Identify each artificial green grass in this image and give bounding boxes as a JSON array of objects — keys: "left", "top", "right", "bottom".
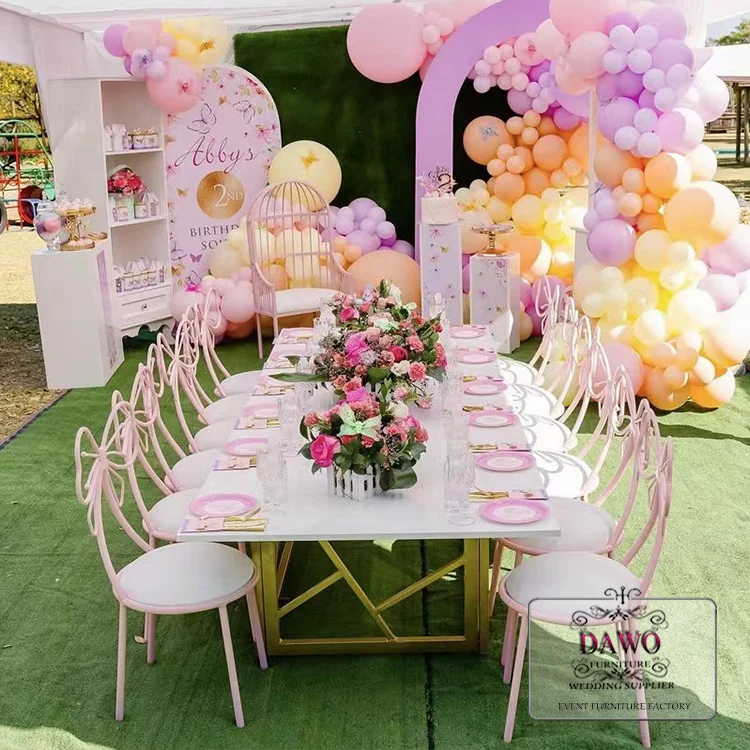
[{"left": 0, "top": 338, "right": 749, "bottom": 749}]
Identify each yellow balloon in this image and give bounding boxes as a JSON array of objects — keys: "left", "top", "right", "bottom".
[
  {"left": 684, "top": 144, "right": 718, "bottom": 182},
  {"left": 648, "top": 341, "right": 677, "bottom": 368},
  {"left": 519, "top": 310, "right": 533, "bottom": 341},
  {"left": 248, "top": 226, "right": 277, "bottom": 264},
  {"left": 663, "top": 364, "right": 688, "bottom": 390},
  {"left": 208, "top": 243, "right": 244, "bottom": 279},
  {"left": 634, "top": 230, "right": 671, "bottom": 272},
  {"left": 688, "top": 356, "right": 715, "bottom": 386},
  {"left": 286, "top": 254, "right": 321, "bottom": 286},
  {"left": 511, "top": 195, "right": 545, "bottom": 232},
  {"left": 581, "top": 292, "right": 607, "bottom": 319},
  {"left": 487, "top": 196, "right": 512, "bottom": 222},
  {"left": 633, "top": 309, "right": 667, "bottom": 347},
  {"left": 276, "top": 228, "right": 307, "bottom": 257},
  {"left": 459, "top": 210, "right": 493, "bottom": 253},
  {"left": 269, "top": 141, "right": 342, "bottom": 207},
  {"left": 625, "top": 277, "right": 659, "bottom": 316},
  {"left": 175, "top": 38, "right": 200, "bottom": 64},
  {"left": 689, "top": 369, "right": 736, "bottom": 408},
  {"left": 666, "top": 289, "right": 717, "bottom": 335},
  {"left": 664, "top": 181, "right": 741, "bottom": 250}
]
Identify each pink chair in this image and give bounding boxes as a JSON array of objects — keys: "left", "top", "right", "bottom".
[
  {"left": 495, "top": 421, "right": 673, "bottom": 744},
  {"left": 74, "top": 407, "right": 267, "bottom": 727},
  {"left": 246, "top": 180, "right": 354, "bottom": 358}
]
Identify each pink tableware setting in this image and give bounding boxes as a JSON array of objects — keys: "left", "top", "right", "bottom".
[
  {"left": 456, "top": 349, "right": 496, "bottom": 365},
  {"left": 475, "top": 450, "right": 535, "bottom": 473},
  {"left": 242, "top": 403, "right": 280, "bottom": 420},
  {"left": 214, "top": 455, "right": 258, "bottom": 471},
  {"left": 275, "top": 327, "right": 314, "bottom": 344},
  {"left": 450, "top": 324, "right": 487, "bottom": 340},
  {"left": 190, "top": 493, "right": 259, "bottom": 518},
  {"left": 224, "top": 437, "right": 269, "bottom": 457},
  {"left": 253, "top": 377, "right": 295, "bottom": 396},
  {"left": 263, "top": 356, "right": 296, "bottom": 370},
  {"left": 463, "top": 378, "right": 507, "bottom": 397},
  {"left": 467, "top": 408, "right": 518, "bottom": 428},
  {"left": 269, "top": 344, "right": 307, "bottom": 356},
  {"left": 235, "top": 416, "right": 280, "bottom": 430},
  {"left": 462, "top": 391, "right": 510, "bottom": 410},
  {"left": 479, "top": 499, "right": 550, "bottom": 525}
]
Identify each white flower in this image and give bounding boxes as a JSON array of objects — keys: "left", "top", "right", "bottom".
[
  {"left": 391, "top": 361, "right": 410, "bottom": 376},
  {"left": 391, "top": 401, "right": 409, "bottom": 419},
  {"left": 390, "top": 284, "right": 402, "bottom": 304}
]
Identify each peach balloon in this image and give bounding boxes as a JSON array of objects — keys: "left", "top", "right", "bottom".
[
  {"left": 509, "top": 236, "right": 552, "bottom": 280},
  {"left": 644, "top": 368, "right": 690, "bottom": 411},
  {"left": 463, "top": 116, "right": 514, "bottom": 165},
  {"left": 701, "top": 290, "right": 750, "bottom": 369},
  {"left": 523, "top": 167, "right": 551, "bottom": 196},
  {"left": 225, "top": 319, "right": 256, "bottom": 339},
  {"left": 262, "top": 262, "right": 289, "bottom": 290},
  {"left": 343, "top": 244, "right": 362, "bottom": 263},
  {"left": 459, "top": 209, "right": 493, "bottom": 253},
  {"left": 532, "top": 134, "right": 567, "bottom": 172},
  {"left": 515, "top": 146, "right": 534, "bottom": 172},
  {"left": 664, "top": 181, "right": 741, "bottom": 250},
  {"left": 642, "top": 192, "right": 662, "bottom": 213},
  {"left": 567, "top": 124, "right": 597, "bottom": 171},
  {"left": 347, "top": 250, "right": 421, "bottom": 304},
  {"left": 644, "top": 152, "right": 692, "bottom": 200},
  {"left": 487, "top": 196, "right": 512, "bottom": 222},
  {"left": 688, "top": 356, "right": 716, "bottom": 386},
  {"left": 689, "top": 369, "right": 736, "bottom": 408},
  {"left": 622, "top": 168, "right": 646, "bottom": 195},
  {"left": 684, "top": 144, "right": 718, "bottom": 181},
  {"left": 594, "top": 143, "right": 642, "bottom": 187},
  {"left": 637, "top": 213, "right": 666, "bottom": 232},
  {"left": 493, "top": 172, "right": 526, "bottom": 203}
]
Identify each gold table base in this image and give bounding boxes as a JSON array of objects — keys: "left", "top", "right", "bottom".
[{"left": 251, "top": 538, "right": 490, "bottom": 656}]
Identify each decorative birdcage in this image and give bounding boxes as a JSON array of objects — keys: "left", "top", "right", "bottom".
[{"left": 246, "top": 180, "right": 354, "bottom": 357}]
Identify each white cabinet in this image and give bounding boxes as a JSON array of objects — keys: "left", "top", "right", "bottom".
[
  {"left": 45, "top": 77, "right": 172, "bottom": 338},
  {"left": 31, "top": 243, "right": 124, "bottom": 389}
]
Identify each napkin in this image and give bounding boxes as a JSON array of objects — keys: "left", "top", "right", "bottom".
[
  {"left": 235, "top": 416, "right": 280, "bottom": 430},
  {"left": 214, "top": 456, "right": 257, "bottom": 471}
]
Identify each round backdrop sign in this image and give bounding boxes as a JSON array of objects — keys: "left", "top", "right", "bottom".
[{"left": 166, "top": 64, "right": 281, "bottom": 287}]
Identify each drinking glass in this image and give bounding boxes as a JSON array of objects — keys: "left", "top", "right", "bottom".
[
  {"left": 257, "top": 446, "right": 288, "bottom": 513},
  {"left": 279, "top": 390, "right": 300, "bottom": 455},
  {"left": 443, "top": 451, "right": 475, "bottom": 525}
]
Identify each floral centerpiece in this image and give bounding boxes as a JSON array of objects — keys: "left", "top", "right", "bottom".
[
  {"left": 300, "top": 389, "right": 428, "bottom": 492},
  {"left": 107, "top": 165, "right": 146, "bottom": 223}
]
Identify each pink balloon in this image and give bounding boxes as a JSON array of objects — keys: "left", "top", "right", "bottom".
[
  {"left": 146, "top": 58, "right": 201, "bottom": 114},
  {"left": 507, "top": 88, "right": 533, "bottom": 115},
  {"left": 615, "top": 69, "right": 644, "bottom": 99},
  {"left": 707, "top": 225, "right": 750, "bottom": 274},
  {"left": 640, "top": 4, "right": 688, "bottom": 41},
  {"left": 462, "top": 262, "right": 471, "bottom": 293},
  {"left": 528, "top": 60, "right": 550, "bottom": 82},
  {"left": 553, "top": 107, "right": 581, "bottom": 130},
  {"left": 156, "top": 32, "right": 176, "bottom": 52},
  {"left": 349, "top": 197, "right": 378, "bottom": 221},
  {"left": 596, "top": 73, "right": 619, "bottom": 104},
  {"left": 392, "top": 239, "right": 415, "bottom": 258},
  {"left": 520, "top": 277, "right": 533, "bottom": 309},
  {"left": 549, "top": 0, "right": 620, "bottom": 39},
  {"left": 699, "top": 274, "right": 740, "bottom": 312},
  {"left": 170, "top": 288, "right": 205, "bottom": 320},
  {"left": 553, "top": 67, "right": 591, "bottom": 116},
  {"left": 347, "top": 5, "right": 426, "bottom": 83},
  {"left": 103, "top": 24, "right": 128, "bottom": 57},
  {"left": 588, "top": 219, "right": 637, "bottom": 265},
  {"left": 555, "top": 64, "right": 595, "bottom": 96},
  {"left": 650, "top": 39, "right": 693, "bottom": 73},
  {"left": 566, "top": 31, "right": 609, "bottom": 79},
  {"left": 446, "top": 0, "right": 486, "bottom": 25},
  {"left": 595, "top": 342, "right": 645, "bottom": 393},
  {"left": 655, "top": 108, "right": 705, "bottom": 154},
  {"left": 515, "top": 33, "right": 544, "bottom": 66},
  {"left": 221, "top": 287, "right": 256, "bottom": 323},
  {"left": 122, "top": 22, "right": 158, "bottom": 55},
  {"left": 367, "top": 205, "right": 387, "bottom": 223},
  {"left": 598, "top": 96, "right": 639, "bottom": 141},
  {"left": 535, "top": 19, "right": 568, "bottom": 59}
]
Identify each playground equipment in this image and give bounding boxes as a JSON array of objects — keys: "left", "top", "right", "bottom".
[{"left": 0, "top": 118, "right": 54, "bottom": 231}]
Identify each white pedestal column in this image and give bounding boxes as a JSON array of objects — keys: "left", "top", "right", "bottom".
[{"left": 419, "top": 222, "right": 463, "bottom": 324}]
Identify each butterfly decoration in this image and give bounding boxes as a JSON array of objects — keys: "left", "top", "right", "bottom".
[
  {"left": 234, "top": 100, "right": 256, "bottom": 125},
  {"left": 185, "top": 269, "right": 201, "bottom": 287},
  {"left": 338, "top": 405, "right": 380, "bottom": 440},
  {"left": 172, "top": 263, "right": 185, "bottom": 278},
  {"left": 167, "top": 113, "right": 180, "bottom": 127},
  {"left": 189, "top": 102, "right": 217, "bottom": 135},
  {"left": 176, "top": 188, "right": 189, "bottom": 198},
  {"left": 238, "top": 84, "right": 251, "bottom": 97},
  {"left": 170, "top": 236, "right": 186, "bottom": 262},
  {"left": 165, "top": 162, "right": 178, "bottom": 178},
  {"left": 218, "top": 96, "right": 228, "bottom": 106},
  {"left": 429, "top": 227, "right": 441, "bottom": 241},
  {"left": 256, "top": 122, "right": 278, "bottom": 144},
  {"left": 189, "top": 253, "right": 203, "bottom": 264}
]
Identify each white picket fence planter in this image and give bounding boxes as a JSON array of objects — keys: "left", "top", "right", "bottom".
[{"left": 327, "top": 465, "right": 381, "bottom": 501}]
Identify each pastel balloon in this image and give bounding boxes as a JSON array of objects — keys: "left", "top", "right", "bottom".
[
  {"left": 640, "top": 4, "right": 688, "bottom": 40},
  {"left": 347, "top": 250, "right": 421, "bottom": 304},
  {"left": 664, "top": 181, "right": 740, "bottom": 250},
  {"left": 594, "top": 143, "right": 641, "bottom": 187},
  {"left": 655, "top": 108, "right": 705, "bottom": 155},
  {"left": 220, "top": 286, "right": 256, "bottom": 323},
  {"left": 588, "top": 219, "right": 636, "bottom": 265},
  {"left": 146, "top": 57, "right": 200, "bottom": 114},
  {"left": 463, "top": 116, "right": 514, "bottom": 165},
  {"left": 643, "top": 152, "right": 692, "bottom": 199},
  {"left": 634, "top": 309, "right": 667, "bottom": 347},
  {"left": 492, "top": 172, "right": 526, "bottom": 203},
  {"left": 532, "top": 135, "right": 567, "bottom": 172},
  {"left": 706, "top": 225, "right": 750, "bottom": 274},
  {"left": 598, "top": 97, "right": 639, "bottom": 141},
  {"left": 103, "top": 24, "right": 128, "bottom": 57},
  {"left": 684, "top": 144, "right": 718, "bottom": 181},
  {"left": 519, "top": 311, "right": 534, "bottom": 341},
  {"left": 122, "top": 22, "right": 158, "bottom": 55},
  {"left": 511, "top": 195, "right": 545, "bottom": 232},
  {"left": 535, "top": 18, "right": 568, "bottom": 59},
  {"left": 508, "top": 236, "right": 552, "bottom": 280},
  {"left": 699, "top": 273, "right": 740, "bottom": 312},
  {"left": 522, "top": 167, "right": 551, "bottom": 196},
  {"left": 602, "top": 342, "right": 645, "bottom": 393},
  {"left": 644, "top": 368, "right": 689, "bottom": 411},
  {"left": 688, "top": 370, "right": 735, "bottom": 409},
  {"left": 507, "top": 89, "right": 533, "bottom": 115},
  {"left": 566, "top": 31, "right": 610, "bottom": 78},
  {"left": 692, "top": 72, "right": 731, "bottom": 123},
  {"left": 553, "top": 108, "right": 582, "bottom": 131},
  {"left": 346, "top": 5, "right": 426, "bottom": 83},
  {"left": 209, "top": 244, "right": 244, "bottom": 279},
  {"left": 269, "top": 141, "right": 342, "bottom": 207},
  {"left": 650, "top": 39, "right": 694, "bottom": 74},
  {"left": 549, "top": 0, "right": 620, "bottom": 39},
  {"left": 615, "top": 69, "right": 645, "bottom": 99},
  {"left": 170, "top": 288, "right": 205, "bottom": 320},
  {"left": 666, "top": 288, "right": 717, "bottom": 334}
]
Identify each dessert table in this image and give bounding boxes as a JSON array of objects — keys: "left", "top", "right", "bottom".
[{"left": 176, "top": 329, "right": 561, "bottom": 656}]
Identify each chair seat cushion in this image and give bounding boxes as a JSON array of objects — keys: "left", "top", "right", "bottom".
[
  {"left": 497, "top": 358, "right": 538, "bottom": 385},
  {"left": 519, "top": 414, "right": 575, "bottom": 453},
  {"left": 533, "top": 450, "right": 595, "bottom": 499},
  {"left": 504, "top": 384, "right": 562, "bottom": 419},
  {"left": 275, "top": 288, "right": 337, "bottom": 316},
  {"left": 504, "top": 551, "right": 640, "bottom": 620},
  {"left": 146, "top": 489, "right": 200, "bottom": 538},
  {"left": 220, "top": 370, "right": 263, "bottom": 396},
  {"left": 194, "top": 420, "right": 236, "bottom": 452},
  {"left": 171, "top": 449, "right": 222, "bottom": 490},
  {"left": 204, "top": 394, "right": 247, "bottom": 424},
  {"left": 504, "top": 497, "right": 615, "bottom": 553},
  {"left": 116, "top": 542, "right": 255, "bottom": 610}
]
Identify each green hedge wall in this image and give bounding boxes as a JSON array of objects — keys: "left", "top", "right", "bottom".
[{"left": 234, "top": 26, "right": 512, "bottom": 242}]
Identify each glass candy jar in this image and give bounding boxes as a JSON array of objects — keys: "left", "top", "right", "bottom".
[{"left": 34, "top": 201, "right": 63, "bottom": 251}]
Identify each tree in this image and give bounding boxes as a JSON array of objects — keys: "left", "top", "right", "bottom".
[
  {"left": 0, "top": 63, "right": 44, "bottom": 130},
  {"left": 709, "top": 18, "right": 750, "bottom": 46}
]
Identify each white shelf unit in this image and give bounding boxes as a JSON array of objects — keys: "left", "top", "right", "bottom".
[{"left": 46, "top": 77, "right": 172, "bottom": 338}]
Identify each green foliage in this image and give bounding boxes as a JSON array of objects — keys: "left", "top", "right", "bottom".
[
  {"left": 709, "top": 18, "right": 750, "bottom": 46},
  {"left": 0, "top": 63, "right": 43, "bottom": 127}
]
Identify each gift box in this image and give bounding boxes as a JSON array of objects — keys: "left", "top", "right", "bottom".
[
  {"left": 105, "top": 124, "right": 128, "bottom": 152},
  {"left": 419, "top": 222, "right": 463, "bottom": 325},
  {"left": 469, "top": 252, "right": 521, "bottom": 354},
  {"left": 110, "top": 194, "right": 134, "bottom": 223}
]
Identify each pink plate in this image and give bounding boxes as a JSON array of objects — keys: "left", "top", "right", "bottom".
[
  {"left": 224, "top": 437, "right": 268, "bottom": 457},
  {"left": 272, "top": 345, "right": 306, "bottom": 355},
  {"left": 468, "top": 410, "right": 518, "bottom": 428},
  {"left": 475, "top": 450, "right": 535, "bottom": 472},
  {"left": 464, "top": 380, "right": 507, "bottom": 396},
  {"left": 451, "top": 325, "right": 485, "bottom": 339},
  {"left": 457, "top": 350, "right": 496, "bottom": 364},
  {"left": 243, "top": 404, "right": 279, "bottom": 419},
  {"left": 190, "top": 493, "right": 259, "bottom": 518},
  {"left": 481, "top": 499, "right": 549, "bottom": 525}
]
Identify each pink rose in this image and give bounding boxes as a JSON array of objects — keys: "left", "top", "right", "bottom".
[
  {"left": 390, "top": 345, "right": 407, "bottom": 362},
  {"left": 393, "top": 386, "right": 409, "bottom": 401},
  {"left": 406, "top": 335, "right": 424, "bottom": 353},
  {"left": 340, "top": 306, "right": 359, "bottom": 322},
  {"left": 409, "top": 362, "right": 427, "bottom": 381},
  {"left": 361, "top": 436, "right": 375, "bottom": 448},
  {"left": 345, "top": 386, "right": 368, "bottom": 403},
  {"left": 416, "top": 427, "right": 429, "bottom": 442},
  {"left": 332, "top": 375, "right": 347, "bottom": 390},
  {"left": 343, "top": 376, "right": 362, "bottom": 392},
  {"left": 310, "top": 434, "right": 340, "bottom": 468},
  {"left": 345, "top": 333, "right": 369, "bottom": 364},
  {"left": 303, "top": 413, "right": 318, "bottom": 427},
  {"left": 380, "top": 351, "right": 395, "bottom": 366},
  {"left": 405, "top": 415, "right": 420, "bottom": 429}
]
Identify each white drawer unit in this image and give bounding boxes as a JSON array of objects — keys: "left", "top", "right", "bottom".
[{"left": 117, "top": 287, "right": 172, "bottom": 338}]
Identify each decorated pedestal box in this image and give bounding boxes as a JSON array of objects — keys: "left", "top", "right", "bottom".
[
  {"left": 469, "top": 252, "right": 520, "bottom": 354},
  {"left": 419, "top": 222, "right": 463, "bottom": 325}
]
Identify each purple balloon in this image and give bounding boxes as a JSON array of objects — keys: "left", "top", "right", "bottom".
[
  {"left": 379, "top": 234, "right": 397, "bottom": 247},
  {"left": 553, "top": 107, "right": 581, "bottom": 130},
  {"left": 597, "top": 97, "right": 639, "bottom": 141},
  {"left": 349, "top": 197, "right": 378, "bottom": 221},
  {"left": 605, "top": 11, "right": 638, "bottom": 33},
  {"left": 527, "top": 304, "right": 544, "bottom": 336},
  {"left": 699, "top": 274, "right": 740, "bottom": 312},
  {"left": 348, "top": 229, "right": 380, "bottom": 254},
  {"left": 103, "top": 23, "right": 128, "bottom": 57},
  {"left": 392, "top": 239, "right": 415, "bottom": 258},
  {"left": 553, "top": 73, "right": 590, "bottom": 116},
  {"left": 588, "top": 219, "right": 636, "bottom": 266},
  {"left": 583, "top": 209, "right": 600, "bottom": 231},
  {"left": 367, "top": 206, "right": 387, "bottom": 224},
  {"left": 528, "top": 60, "right": 550, "bottom": 82},
  {"left": 376, "top": 220, "right": 396, "bottom": 240},
  {"left": 360, "top": 218, "right": 377, "bottom": 233},
  {"left": 462, "top": 263, "right": 471, "bottom": 293},
  {"left": 596, "top": 73, "right": 619, "bottom": 104},
  {"left": 123, "top": 55, "right": 133, "bottom": 75},
  {"left": 650, "top": 39, "right": 693, "bottom": 73},
  {"left": 640, "top": 5, "right": 688, "bottom": 41},
  {"left": 615, "top": 69, "right": 644, "bottom": 99},
  {"left": 335, "top": 216, "right": 354, "bottom": 235},
  {"left": 507, "top": 89, "right": 533, "bottom": 115},
  {"left": 655, "top": 108, "right": 704, "bottom": 154},
  {"left": 707, "top": 225, "right": 750, "bottom": 273},
  {"left": 638, "top": 89, "right": 657, "bottom": 111}
]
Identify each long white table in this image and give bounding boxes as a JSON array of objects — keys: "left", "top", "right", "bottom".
[{"left": 176, "top": 327, "right": 561, "bottom": 655}]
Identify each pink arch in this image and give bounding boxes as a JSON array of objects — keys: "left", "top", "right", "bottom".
[{"left": 414, "top": 0, "right": 549, "bottom": 257}]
